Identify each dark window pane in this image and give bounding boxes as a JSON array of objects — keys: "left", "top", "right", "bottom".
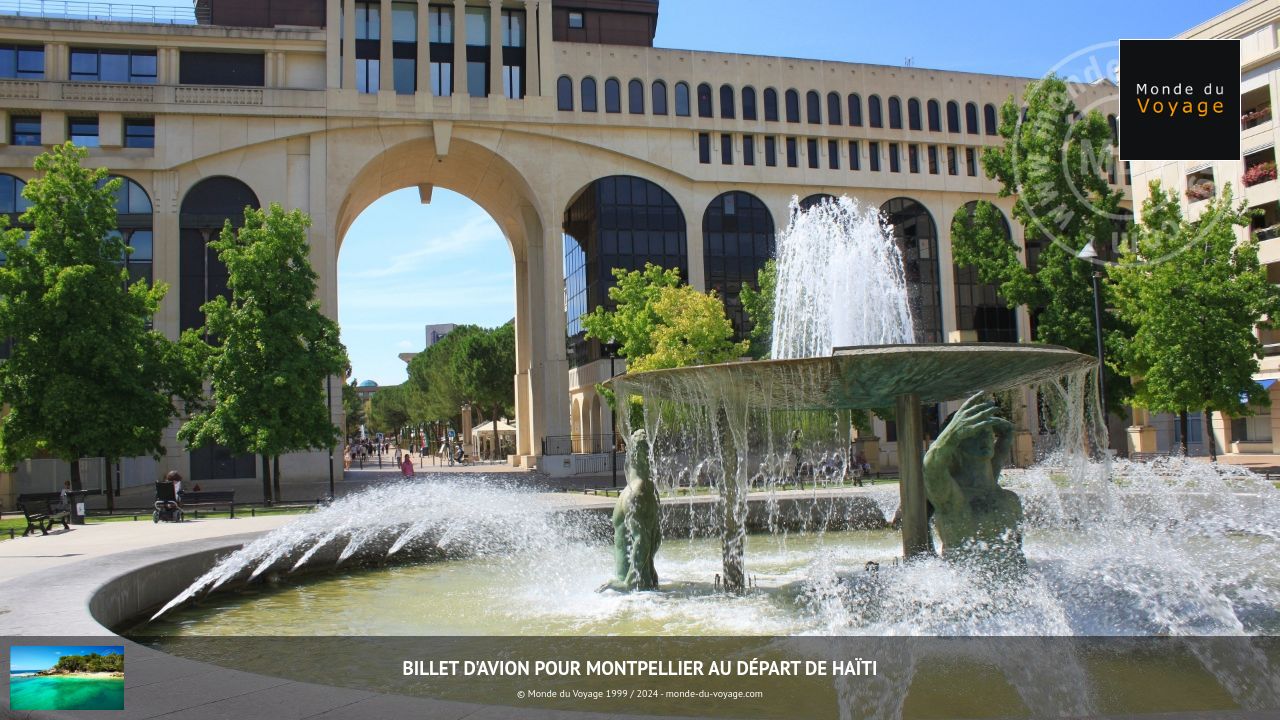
[
  {"left": 720, "top": 84, "right": 735, "bottom": 119},
  {"left": 868, "top": 95, "right": 882, "bottom": 128},
  {"left": 742, "top": 87, "right": 757, "bottom": 120},
  {"left": 651, "top": 81, "right": 667, "bottom": 115},
  {"left": 581, "top": 77, "right": 597, "bottom": 111},
  {"left": 557, "top": 75, "right": 573, "bottom": 110},
  {"left": 628, "top": 78, "right": 643, "bottom": 114},
  {"left": 785, "top": 89, "right": 799, "bottom": 123},
  {"left": 697, "top": 83, "right": 713, "bottom": 118},
  {"left": 674, "top": 82, "right": 690, "bottom": 116},
  {"left": 764, "top": 88, "right": 778, "bottom": 122}
]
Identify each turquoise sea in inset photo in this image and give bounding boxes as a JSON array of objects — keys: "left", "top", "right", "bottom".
[{"left": 9, "top": 645, "right": 124, "bottom": 710}]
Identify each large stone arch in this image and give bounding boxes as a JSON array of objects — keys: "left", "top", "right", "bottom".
[
  {"left": 952, "top": 201, "right": 1017, "bottom": 342},
  {"left": 702, "top": 190, "right": 774, "bottom": 340},
  {"left": 326, "top": 128, "right": 565, "bottom": 465}
]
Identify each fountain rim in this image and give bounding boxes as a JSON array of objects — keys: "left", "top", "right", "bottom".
[{"left": 605, "top": 342, "right": 1097, "bottom": 410}]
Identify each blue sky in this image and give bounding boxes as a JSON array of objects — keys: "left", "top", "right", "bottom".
[
  {"left": 144, "top": 0, "right": 1243, "bottom": 384},
  {"left": 10, "top": 646, "right": 123, "bottom": 672}
]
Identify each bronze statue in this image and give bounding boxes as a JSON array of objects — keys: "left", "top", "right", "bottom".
[
  {"left": 922, "top": 393, "right": 1025, "bottom": 566},
  {"left": 601, "top": 428, "right": 661, "bottom": 591}
]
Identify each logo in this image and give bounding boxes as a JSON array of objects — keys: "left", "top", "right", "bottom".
[{"left": 1120, "top": 39, "right": 1240, "bottom": 161}]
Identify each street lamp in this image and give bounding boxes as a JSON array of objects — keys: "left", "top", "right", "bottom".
[
  {"left": 1076, "top": 241, "right": 1107, "bottom": 414},
  {"left": 604, "top": 338, "right": 622, "bottom": 488}
]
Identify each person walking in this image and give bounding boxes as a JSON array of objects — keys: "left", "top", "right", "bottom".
[
  {"left": 342, "top": 445, "right": 352, "bottom": 471},
  {"left": 400, "top": 453, "right": 414, "bottom": 478}
]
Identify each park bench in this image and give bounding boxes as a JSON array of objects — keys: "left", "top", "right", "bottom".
[
  {"left": 1130, "top": 452, "right": 1171, "bottom": 463},
  {"left": 18, "top": 496, "right": 70, "bottom": 536},
  {"left": 179, "top": 490, "right": 237, "bottom": 518}
]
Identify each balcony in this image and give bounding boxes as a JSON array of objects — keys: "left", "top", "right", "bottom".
[
  {"left": 0, "top": 79, "right": 325, "bottom": 111},
  {"left": 0, "top": 0, "right": 206, "bottom": 25},
  {"left": 1242, "top": 105, "right": 1272, "bottom": 130}
]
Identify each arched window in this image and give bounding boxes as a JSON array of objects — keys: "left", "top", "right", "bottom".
[
  {"left": 0, "top": 173, "right": 30, "bottom": 222},
  {"left": 799, "top": 193, "right": 837, "bottom": 211},
  {"left": 581, "top": 77, "right": 597, "bottom": 112},
  {"left": 556, "top": 75, "right": 573, "bottom": 111},
  {"left": 651, "top": 80, "right": 667, "bottom": 115},
  {"left": 697, "top": 82, "right": 713, "bottom": 118},
  {"left": 984, "top": 103, "right": 999, "bottom": 136},
  {"left": 604, "top": 78, "right": 621, "bottom": 113},
  {"left": 946, "top": 100, "right": 960, "bottom": 132},
  {"left": 106, "top": 175, "right": 153, "bottom": 286},
  {"left": 674, "top": 81, "right": 690, "bottom": 116},
  {"left": 881, "top": 197, "right": 941, "bottom": 343},
  {"left": 703, "top": 191, "right": 775, "bottom": 341},
  {"left": 827, "top": 92, "right": 842, "bottom": 125},
  {"left": 907, "top": 98, "right": 922, "bottom": 131},
  {"left": 742, "top": 86, "right": 757, "bottom": 121},
  {"left": 965, "top": 102, "right": 979, "bottom": 134},
  {"left": 181, "top": 175, "right": 261, "bottom": 481},
  {"left": 927, "top": 99, "right": 941, "bottom": 131},
  {"left": 1107, "top": 113, "right": 1118, "bottom": 146},
  {"left": 868, "top": 94, "right": 883, "bottom": 128},
  {"left": 848, "top": 93, "right": 862, "bottom": 126},
  {"left": 806, "top": 90, "right": 821, "bottom": 124},
  {"left": 628, "top": 78, "right": 644, "bottom": 114},
  {"left": 764, "top": 88, "right": 779, "bottom": 122},
  {"left": 719, "top": 84, "right": 735, "bottom": 119},
  {"left": 888, "top": 96, "right": 902, "bottom": 129},
  {"left": 785, "top": 89, "right": 800, "bottom": 123},
  {"left": 952, "top": 201, "right": 1016, "bottom": 342},
  {"left": 563, "top": 175, "right": 688, "bottom": 367}
]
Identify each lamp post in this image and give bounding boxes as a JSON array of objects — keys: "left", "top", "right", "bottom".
[
  {"left": 326, "top": 374, "right": 335, "bottom": 499},
  {"left": 604, "top": 338, "right": 622, "bottom": 487},
  {"left": 1076, "top": 241, "right": 1108, "bottom": 413}
]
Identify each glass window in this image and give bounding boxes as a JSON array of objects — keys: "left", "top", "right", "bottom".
[
  {"left": 501, "top": 9, "right": 524, "bottom": 47},
  {"left": 430, "top": 61, "right": 452, "bottom": 96},
  {"left": 721, "top": 134, "right": 733, "bottom": 165},
  {"left": 765, "top": 136, "right": 777, "bottom": 166},
  {"left": 965, "top": 102, "right": 979, "bottom": 134},
  {"left": 908, "top": 144, "right": 919, "bottom": 173},
  {"left": 568, "top": 11, "right": 584, "bottom": 29},
  {"left": 946, "top": 101, "right": 960, "bottom": 132},
  {"left": 984, "top": 104, "right": 998, "bottom": 135},
  {"left": 99, "top": 52, "right": 128, "bottom": 82},
  {"left": 888, "top": 96, "right": 902, "bottom": 129},
  {"left": 720, "top": 84, "right": 735, "bottom": 119},
  {"left": 848, "top": 93, "right": 862, "bottom": 126},
  {"left": 927, "top": 99, "right": 941, "bottom": 131},
  {"left": 69, "top": 117, "right": 99, "bottom": 148},
  {"left": 0, "top": 45, "right": 44, "bottom": 79},
  {"left": 953, "top": 202, "right": 1016, "bottom": 342},
  {"left": 827, "top": 92, "right": 842, "bottom": 125},
  {"left": 124, "top": 118, "right": 155, "bottom": 148},
  {"left": 868, "top": 95, "right": 882, "bottom": 128},
  {"left": 786, "top": 137, "right": 798, "bottom": 167},
  {"left": 110, "top": 176, "right": 152, "bottom": 215},
  {"left": 927, "top": 144, "right": 938, "bottom": 174},
  {"left": 392, "top": 2, "right": 416, "bottom": 42},
  {"left": 848, "top": 140, "right": 860, "bottom": 170},
  {"left": 70, "top": 49, "right": 156, "bottom": 84},
  {"left": 557, "top": 76, "right": 574, "bottom": 110},
  {"left": 394, "top": 58, "right": 415, "bottom": 94},
  {"left": 581, "top": 77, "right": 597, "bottom": 112},
  {"left": 868, "top": 141, "right": 880, "bottom": 171},
  {"left": 429, "top": 7, "right": 453, "bottom": 43},
  {"left": 807, "top": 138, "right": 819, "bottom": 168},
  {"left": 828, "top": 139, "right": 839, "bottom": 170},
  {"left": 785, "top": 89, "right": 799, "bottom": 123},
  {"left": 881, "top": 197, "right": 942, "bottom": 343},
  {"left": 651, "top": 81, "right": 667, "bottom": 115},
  {"left": 889, "top": 143, "right": 900, "bottom": 172},
  {"left": 908, "top": 98, "right": 922, "bottom": 130},
  {"left": 806, "top": 91, "right": 821, "bottom": 124},
  {"left": 628, "top": 79, "right": 644, "bottom": 114},
  {"left": 702, "top": 191, "right": 775, "bottom": 341},
  {"left": 947, "top": 146, "right": 958, "bottom": 175},
  {"left": 742, "top": 87, "right": 757, "bottom": 121},
  {"left": 466, "top": 61, "right": 485, "bottom": 96},
  {"left": 356, "top": 58, "right": 380, "bottom": 93},
  {"left": 697, "top": 83, "right": 713, "bottom": 118},
  {"left": 966, "top": 147, "right": 977, "bottom": 176},
  {"left": 674, "top": 81, "right": 689, "bottom": 116},
  {"left": 0, "top": 174, "right": 29, "bottom": 215},
  {"left": 698, "top": 133, "right": 710, "bottom": 164},
  {"left": 743, "top": 136, "right": 755, "bottom": 166},
  {"left": 465, "top": 7, "right": 489, "bottom": 45},
  {"left": 764, "top": 88, "right": 778, "bottom": 122},
  {"left": 605, "top": 78, "right": 621, "bottom": 113},
  {"left": 10, "top": 116, "right": 40, "bottom": 146},
  {"left": 355, "top": 1, "right": 380, "bottom": 40}
]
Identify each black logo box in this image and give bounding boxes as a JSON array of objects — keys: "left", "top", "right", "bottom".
[{"left": 1120, "top": 39, "right": 1241, "bottom": 161}]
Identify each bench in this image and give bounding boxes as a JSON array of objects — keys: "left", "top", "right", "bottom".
[
  {"left": 179, "top": 490, "right": 237, "bottom": 519},
  {"left": 1130, "top": 452, "right": 1171, "bottom": 463},
  {"left": 18, "top": 497, "right": 70, "bottom": 536}
]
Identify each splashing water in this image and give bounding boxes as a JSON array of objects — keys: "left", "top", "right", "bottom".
[{"left": 772, "top": 196, "right": 914, "bottom": 359}]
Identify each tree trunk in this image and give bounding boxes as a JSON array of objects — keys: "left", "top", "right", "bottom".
[
  {"left": 1178, "top": 410, "right": 1190, "bottom": 456},
  {"left": 69, "top": 456, "right": 82, "bottom": 491},
  {"left": 493, "top": 403, "right": 501, "bottom": 463},
  {"left": 103, "top": 459, "right": 116, "bottom": 512},
  {"left": 272, "top": 455, "right": 281, "bottom": 500},
  {"left": 1204, "top": 408, "right": 1218, "bottom": 462},
  {"left": 261, "top": 454, "right": 273, "bottom": 505}
]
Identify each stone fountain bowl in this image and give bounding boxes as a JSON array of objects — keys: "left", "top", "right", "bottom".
[{"left": 609, "top": 343, "right": 1097, "bottom": 409}]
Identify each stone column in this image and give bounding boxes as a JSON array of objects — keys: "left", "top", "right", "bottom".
[
  {"left": 44, "top": 43, "right": 67, "bottom": 81},
  {"left": 452, "top": 0, "right": 468, "bottom": 97},
  {"left": 379, "top": 0, "right": 394, "bottom": 93},
  {"left": 342, "top": 0, "right": 356, "bottom": 89},
  {"left": 536, "top": 0, "right": 552, "bottom": 101},
  {"left": 522, "top": 0, "right": 539, "bottom": 97},
  {"left": 326, "top": 0, "right": 341, "bottom": 88},
  {"left": 896, "top": 393, "right": 932, "bottom": 559},
  {"left": 416, "top": 0, "right": 430, "bottom": 95},
  {"left": 685, "top": 192, "right": 706, "bottom": 292},
  {"left": 488, "top": 0, "right": 502, "bottom": 98},
  {"left": 936, "top": 201, "right": 959, "bottom": 339}
]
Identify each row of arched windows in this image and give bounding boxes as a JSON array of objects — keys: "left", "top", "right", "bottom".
[{"left": 556, "top": 76, "right": 1001, "bottom": 135}]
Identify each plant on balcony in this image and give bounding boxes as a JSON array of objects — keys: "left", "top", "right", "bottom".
[
  {"left": 1243, "top": 161, "right": 1277, "bottom": 187},
  {"left": 1186, "top": 181, "right": 1215, "bottom": 201},
  {"left": 1241, "top": 106, "right": 1272, "bottom": 126},
  {"left": 1254, "top": 223, "right": 1280, "bottom": 242}
]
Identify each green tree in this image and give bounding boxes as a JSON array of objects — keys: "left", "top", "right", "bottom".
[
  {"left": 406, "top": 324, "right": 484, "bottom": 423},
  {"left": 368, "top": 383, "right": 412, "bottom": 436},
  {"left": 343, "top": 380, "right": 365, "bottom": 438},
  {"left": 740, "top": 259, "right": 776, "bottom": 359},
  {"left": 0, "top": 144, "right": 200, "bottom": 501},
  {"left": 1110, "top": 182, "right": 1280, "bottom": 459},
  {"left": 180, "top": 204, "right": 348, "bottom": 503},
  {"left": 449, "top": 322, "right": 515, "bottom": 459},
  {"left": 951, "top": 74, "right": 1131, "bottom": 413}
]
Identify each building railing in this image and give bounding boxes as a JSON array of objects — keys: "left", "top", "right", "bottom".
[
  {"left": 0, "top": 79, "right": 326, "bottom": 108},
  {"left": 542, "top": 433, "right": 621, "bottom": 456},
  {"left": 0, "top": 0, "right": 206, "bottom": 25}
]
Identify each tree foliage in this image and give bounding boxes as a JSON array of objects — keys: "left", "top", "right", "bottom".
[
  {"left": 405, "top": 322, "right": 515, "bottom": 431},
  {"left": 0, "top": 144, "right": 200, "bottom": 491},
  {"left": 343, "top": 380, "right": 365, "bottom": 436},
  {"left": 179, "top": 203, "right": 348, "bottom": 500},
  {"left": 740, "top": 259, "right": 776, "bottom": 359},
  {"left": 48, "top": 652, "right": 123, "bottom": 675},
  {"left": 950, "top": 74, "right": 1131, "bottom": 412},
  {"left": 368, "top": 383, "right": 412, "bottom": 435},
  {"left": 1110, "top": 182, "right": 1280, "bottom": 457}
]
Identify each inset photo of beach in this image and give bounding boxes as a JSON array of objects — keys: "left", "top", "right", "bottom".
[{"left": 9, "top": 645, "right": 124, "bottom": 711}]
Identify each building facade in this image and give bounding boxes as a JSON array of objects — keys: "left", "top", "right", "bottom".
[
  {"left": 0, "top": 0, "right": 1124, "bottom": 502},
  {"left": 1128, "top": 0, "right": 1280, "bottom": 457}
]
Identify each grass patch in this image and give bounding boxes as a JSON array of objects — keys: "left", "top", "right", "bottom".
[{"left": 0, "top": 505, "right": 316, "bottom": 541}]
